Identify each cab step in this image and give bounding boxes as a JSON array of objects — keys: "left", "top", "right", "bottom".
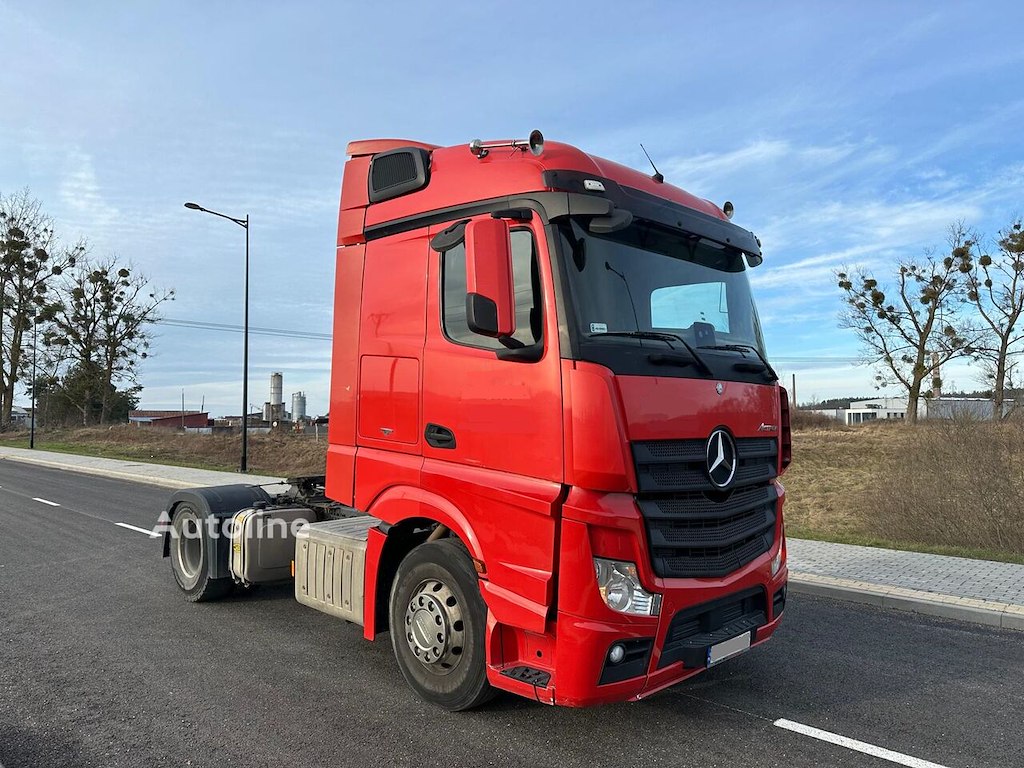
[{"left": 500, "top": 665, "right": 552, "bottom": 688}]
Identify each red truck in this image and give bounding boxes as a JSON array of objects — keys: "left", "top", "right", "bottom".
[{"left": 162, "top": 131, "right": 790, "bottom": 710}]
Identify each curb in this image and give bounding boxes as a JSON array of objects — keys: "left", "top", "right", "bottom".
[
  {"left": 789, "top": 572, "right": 1024, "bottom": 631},
  {"left": 0, "top": 453, "right": 285, "bottom": 491}
]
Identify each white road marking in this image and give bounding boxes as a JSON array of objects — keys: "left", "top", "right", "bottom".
[
  {"left": 774, "top": 719, "right": 950, "bottom": 768},
  {"left": 32, "top": 497, "right": 60, "bottom": 507},
  {"left": 115, "top": 522, "right": 160, "bottom": 538}
]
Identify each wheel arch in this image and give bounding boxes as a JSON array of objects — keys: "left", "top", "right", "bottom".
[{"left": 365, "top": 486, "right": 483, "bottom": 637}]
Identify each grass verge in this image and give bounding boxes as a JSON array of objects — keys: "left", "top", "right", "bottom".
[
  {"left": 0, "top": 426, "right": 326, "bottom": 477},
  {"left": 786, "top": 418, "right": 1024, "bottom": 563}
]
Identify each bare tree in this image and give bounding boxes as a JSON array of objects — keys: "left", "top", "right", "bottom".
[
  {"left": 0, "top": 190, "right": 80, "bottom": 429},
  {"left": 960, "top": 219, "right": 1024, "bottom": 419},
  {"left": 838, "top": 232, "right": 977, "bottom": 424},
  {"left": 43, "top": 255, "right": 173, "bottom": 425}
]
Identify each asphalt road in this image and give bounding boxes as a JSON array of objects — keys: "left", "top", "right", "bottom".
[{"left": 1, "top": 460, "right": 1021, "bottom": 768}]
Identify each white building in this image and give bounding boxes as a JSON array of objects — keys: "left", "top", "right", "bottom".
[
  {"left": 845, "top": 398, "right": 908, "bottom": 425},
  {"left": 808, "top": 398, "right": 907, "bottom": 425},
  {"left": 810, "top": 396, "right": 1008, "bottom": 425}
]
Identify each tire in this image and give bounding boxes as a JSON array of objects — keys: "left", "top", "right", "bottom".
[
  {"left": 389, "top": 539, "right": 495, "bottom": 711},
  {"left": 170, "top": 504, "right": 234, "bottom": 603}
]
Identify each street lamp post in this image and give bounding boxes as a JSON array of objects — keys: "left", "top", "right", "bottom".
[
  {"left": 30, "top": 319, "right": 38, "bottom": 449},
  {"left": 184, "top": 202, "right": 250, "bottom": 473}
]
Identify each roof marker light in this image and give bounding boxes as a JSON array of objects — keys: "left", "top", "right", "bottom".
[
  {"left": 584, "top": 179, "right": 606, "bottom": 192},
  {"left": 723, "top": 201, "right": 735, "bottom": 219}
]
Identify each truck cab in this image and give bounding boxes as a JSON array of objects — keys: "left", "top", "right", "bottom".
[{"left": 163, "top": 132, "right": 789, "bottom": 710}]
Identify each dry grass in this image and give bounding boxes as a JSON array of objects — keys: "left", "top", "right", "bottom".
[
  {"left": 860, "top": 418, "right": 1024, "bottom": 555},
  {"left": 790, "top": 409, "right": 847, "bottom": 430},
  {"left": 786, "top": 418, "right": 1024, "bottom": 559},
  {"left": 0, "top": 426, "right": 327, "bottom": 478},
  {"left": 784, "top": 423, "right": 894, "bottom": 538}
]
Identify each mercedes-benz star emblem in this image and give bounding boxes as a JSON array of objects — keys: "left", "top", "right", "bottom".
[{"left": 706, "top": 428, "right": 738, "bottom": 489}]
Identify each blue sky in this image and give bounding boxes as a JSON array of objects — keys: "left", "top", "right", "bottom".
[{"left": 2, "top": 1, "right": 1022, "bottom": 415}]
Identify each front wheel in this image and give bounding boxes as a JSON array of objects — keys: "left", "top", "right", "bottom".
[
  {"left": 170, "top": 504, "right": 234, "bottom": 602},
  {"left": 388, "top": 539, "right": 494, "bottom": 711}
]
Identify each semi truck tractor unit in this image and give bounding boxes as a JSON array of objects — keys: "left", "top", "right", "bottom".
[{"left": 163, "top": 131, "right": 791, "bottom": 710}]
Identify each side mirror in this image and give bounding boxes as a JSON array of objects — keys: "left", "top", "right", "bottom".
[{"left": 465, "top": 218, "right": 515, "bottom": 338}]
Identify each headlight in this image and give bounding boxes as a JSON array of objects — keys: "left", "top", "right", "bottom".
[
  {"left": 771, "top": 527, "right": 786, "bottom": 576},
  {"left": 594, "top": 558, "right": 661, "bottom": 616}
]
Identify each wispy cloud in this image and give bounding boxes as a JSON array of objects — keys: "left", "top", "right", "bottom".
[
  {"left": 751, "top": 245, "right": 879, "bottom": 290},
  {"left": 59, "top": 148, "right": 119, "bottom": 237},
  {"left": 666, "top": 139, "right": 863, "bottom": 191}
]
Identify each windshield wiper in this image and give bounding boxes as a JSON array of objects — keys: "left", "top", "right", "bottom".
[
  {"left": 699, "top": 343, "right": 779, "bottom": 381},
  {"left": 590, "top": 331, "right": 713, "bottom": 376},
  {"left": 588, "top": 330, "right": 675, "bottom": 346}
]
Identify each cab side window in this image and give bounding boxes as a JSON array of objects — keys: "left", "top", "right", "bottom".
[{"left": 442, "top": 229, "right": 542, "bottom": 350}]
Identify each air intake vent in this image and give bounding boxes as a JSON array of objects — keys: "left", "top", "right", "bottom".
[{"left": 368, "top": 147, "right": 431, "bottom": 203}]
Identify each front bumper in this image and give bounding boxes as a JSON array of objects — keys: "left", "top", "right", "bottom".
[
  {"left": 547, "top": 570, "right": 787, "bottom": 707},
  {"left": 541, "top": 487, "right": 788, "bottom": 707}
]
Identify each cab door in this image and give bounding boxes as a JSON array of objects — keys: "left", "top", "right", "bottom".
[
  {"left": 420, "top": 215, "right": 563, "bottom": 629},
  {"left": 351, "top": 227, "right": 428, "bottom": 512}
]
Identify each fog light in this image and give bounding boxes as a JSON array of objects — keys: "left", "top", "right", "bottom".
[{"left": 609, "top": 644, "right": 626, "bottom": 664}]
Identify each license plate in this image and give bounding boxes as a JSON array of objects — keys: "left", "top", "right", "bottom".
[{"left": 707, "top": 631, "right": 752, "bottom": 667}]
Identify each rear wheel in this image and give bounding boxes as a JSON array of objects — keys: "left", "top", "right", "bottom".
[
  {"left": 389, "top": 539, "right": 494, "bottom": 711},
  {"left": 170, "top": 504, "right": 234, "bottom": 602}
]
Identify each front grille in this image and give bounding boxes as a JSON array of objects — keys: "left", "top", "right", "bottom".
[
  {"left": 659, "top": 587, "right": 767, "bottom": 668},
  {"left": 633, "top": 437, "right": 778, "bottom": 578},
  {"left": 633, "top": 438, "right": 777, "bottom": 493}
]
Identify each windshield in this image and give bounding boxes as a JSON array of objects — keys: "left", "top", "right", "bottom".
[{"left": 557, "top": 218, "right": 766, "bottom": 356}]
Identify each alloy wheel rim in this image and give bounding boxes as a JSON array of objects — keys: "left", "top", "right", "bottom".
[{"left": 404, "top": 579, "right": 466, "bottom": 673}]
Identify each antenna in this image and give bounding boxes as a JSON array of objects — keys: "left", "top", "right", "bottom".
[{"left": 639, "top": 143, "right": 664, "bottom": 183}]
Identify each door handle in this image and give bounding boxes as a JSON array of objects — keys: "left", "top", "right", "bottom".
[{"left": 424, "top": 423, "right": 456, "bottom": 449}]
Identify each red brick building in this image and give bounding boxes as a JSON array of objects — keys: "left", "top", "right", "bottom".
[{"left": 128, "top": 410, "right": 210, "bottom": 429}]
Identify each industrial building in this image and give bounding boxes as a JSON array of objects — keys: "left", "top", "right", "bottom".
[
  {"left": 134, "top": 372, "right": 317, "bottom": 432},
  {"left": 129, "top": 410, "right": 211, "bottom": 429}
]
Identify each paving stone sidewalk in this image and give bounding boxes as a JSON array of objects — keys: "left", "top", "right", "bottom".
[
  {"left": 2, "top": 445, "right": 1021, "bottom": 629},
  {"left": 788, "top": 538, "right": 1024, "bottom": 630}
]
